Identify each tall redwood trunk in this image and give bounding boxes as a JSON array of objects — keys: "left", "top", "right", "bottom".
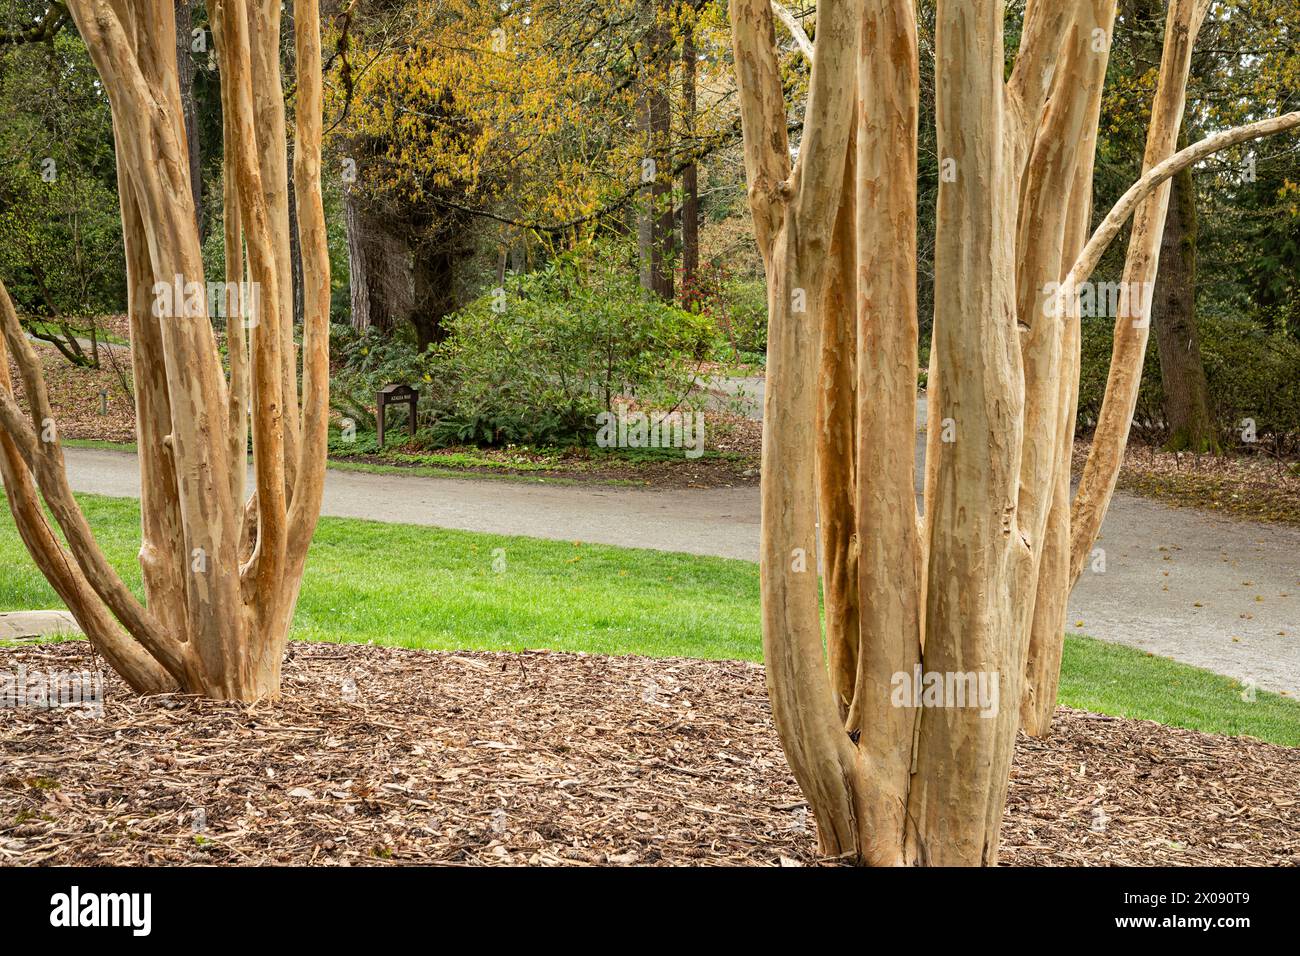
[
  {"left": 1152, "top": 153, "right": 1216, "bottom": 451},
  {"left": 681, "top": 21, "right": 700, "bottom": 299}
]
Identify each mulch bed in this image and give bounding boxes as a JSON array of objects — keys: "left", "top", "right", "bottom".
[
  {"left": 5, "top": 339, "right": 136, "bottom": 444},
  {"left": 1073, "top": 438, "right": 1300, "bottom": 527},
  {"left": 1, "top": 641, "right": 1295, "bottom": 866}
]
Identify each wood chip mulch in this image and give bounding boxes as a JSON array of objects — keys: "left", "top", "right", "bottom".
[
  {"left": 1, "top": 641, "right": 1296, "bottom": 866},
  {"left": 5, "top": 341, "right": 136, "bottom": 444}
]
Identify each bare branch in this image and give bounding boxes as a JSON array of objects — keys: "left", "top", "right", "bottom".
[
  {"left": 1055, "top": 112, "right": 1300, "bottom": 318},
  {"left": 771, "top": 0, "right": 814, "bottom": 61}
]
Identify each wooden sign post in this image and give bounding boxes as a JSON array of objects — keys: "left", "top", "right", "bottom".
[{"left": 376, "top": 383, "right": 418, "bottom": 450}]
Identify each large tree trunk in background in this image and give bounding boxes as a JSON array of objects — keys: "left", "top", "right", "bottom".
[
  {"left": 411, "top": 240, "right": 456, "bottom": 353},
  {"left": 345, "top": 188, "right": 410, "bottom": 334},
  {"left": 1152, "top": 152, "right": 1216, "bottom": 451},
  {"left": 175, "top": 0, "right": 202, "bottom": 236},
  {"left": 680, "top": 21, "right": 700, "bottom": 300},
  {"left": 649, "top": 0, "right": 674, "bottom": 301},
  {"left": 0, "top": 0, "right": 331, "bottom": 702},
  {"left": 345, "top": 188, "right": 372, "bottom": 331},
  {"left": 636, "top": 1, "right": 655, "bottom": 294}
]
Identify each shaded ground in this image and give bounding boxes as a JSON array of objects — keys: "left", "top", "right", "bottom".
[
  {"left": 1, "top": 642, "right": 1295, "bottom": 866},
  {"left": 5, "top": 337, "right": 135, "bottom": 444},
  {"left": 1077, "top": 439, "right": 1300, "bottom": 528},
  {"left": 330, "top": 411, "right": 762, "bottom": 489}
]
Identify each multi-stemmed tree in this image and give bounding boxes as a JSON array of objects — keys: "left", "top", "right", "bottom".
[
  {"left": 0, "top": 0, "right": 329, "bottom": 700},
  {"left": 732, "top": 0, "right": 1298, "bottom": 864}
]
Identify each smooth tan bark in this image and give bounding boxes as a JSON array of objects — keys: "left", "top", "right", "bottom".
[
  {"left": 0, "top": 0, "right": 330, "bottom": 701},
  {"left": 1025, "top": 103, "right": 1298, "bottom": 737},
  {"left": 906, "top": 0, "right": 1027, "bottom": 867},
  {"left": 0, "top": 284, "right": 174, "bottom": 694},
  {"left": 1069, "top": 0, "right": 1209, "bottom": 583},
  {"left": 817, "top": 132, "right": 860, "bottom": 720},
  {"left": 734, "top": 0, "right": 868, "bottom": 859},
  {"left": 848, "top": 0, "right": 921, "bottom": 867},
  {"left": 1015, "top": 1, "right": 1116, "bottom": 733},
  {"left": 249, "top": 0, "right": 300, "bottom": 494},
  {"left": 730, "top": 0, "right": 1298, "bottom": 864}
]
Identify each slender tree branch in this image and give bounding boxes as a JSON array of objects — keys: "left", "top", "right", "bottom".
[
  {"left": 1056, "top": 111, "right": 1300, "bottom": 315},
  {"left": 771, "top": 0, "right": 814, "bottom": 61},
  {"left": 0, "top": 2, "right": 70, "bottom": 45}
]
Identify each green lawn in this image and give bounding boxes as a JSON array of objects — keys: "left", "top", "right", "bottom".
[{"left": 3, "top": 493, "right": 1297, "bottom": 745}]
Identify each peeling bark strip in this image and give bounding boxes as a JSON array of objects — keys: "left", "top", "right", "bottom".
[
  {"left": 729, "top": 0, "right": 1296, "bottom": 865},
  {"left": 0, "top": 0, "right": 329, "bottom": 700}
]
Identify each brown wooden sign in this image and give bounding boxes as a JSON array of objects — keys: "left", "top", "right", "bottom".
[{"left": 376, "top": 383, "right": 418, "bottom": 450}]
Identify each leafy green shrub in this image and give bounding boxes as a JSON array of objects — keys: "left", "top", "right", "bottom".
[
  {"left": 1076, "top": 316, "right": 1165, "bottom": 442},
  {"left": 0, "top": 34, "right": 124, "bottom": 328},
  {"left": 331, "top": 244, "right": 715, "bottom": 447},
  {"left": 1077, "top": 314, "right": 1300, "bottom": 454},
  {"left": 424, "top": 247, "right": 714, "bottom": 445},
  {"left": 720, "top": 279, "right": 768, "bottom": 357},
  {"left": 1199, "top": 317, "right": 1300, "bottom": 455},
  {"left": 329, "top": 324, "right": 434, "bottom": 433},
  {"left": 681, "top": 264, "right": 766, "bottom": 360}
]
